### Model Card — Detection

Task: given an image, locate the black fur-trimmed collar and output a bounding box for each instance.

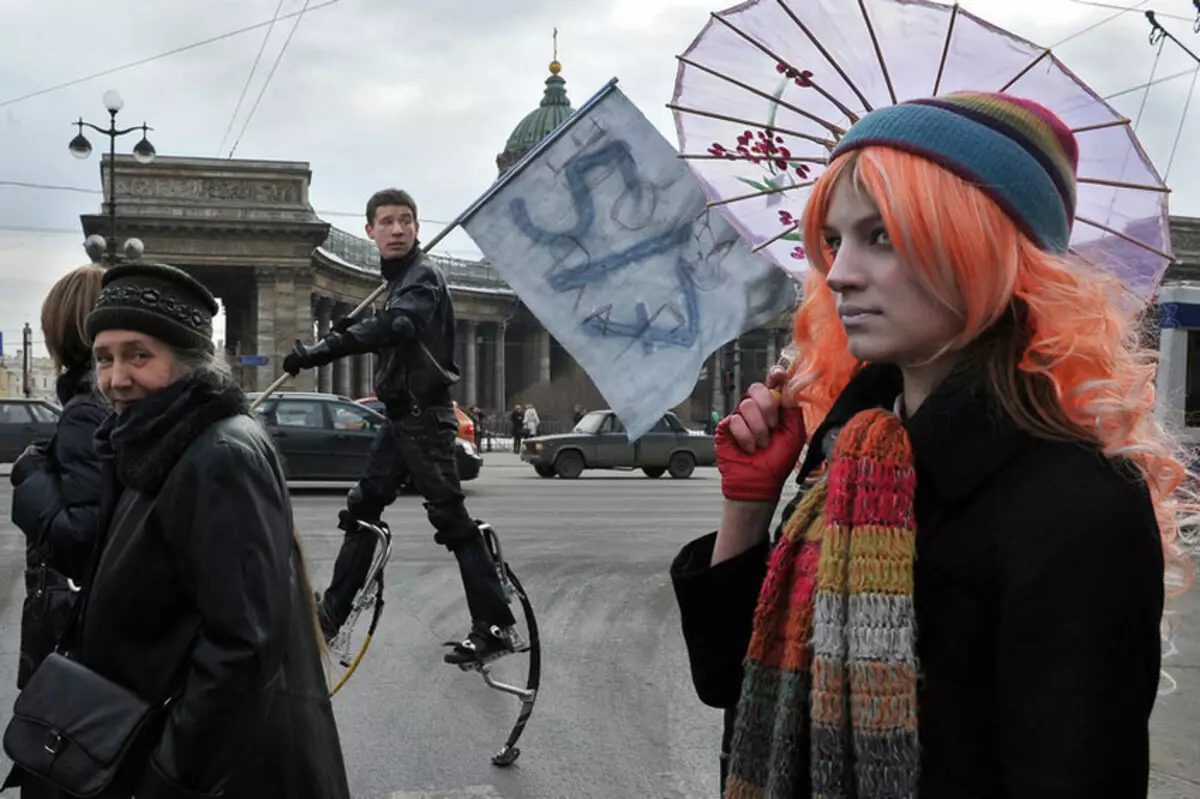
[94,369,248,494]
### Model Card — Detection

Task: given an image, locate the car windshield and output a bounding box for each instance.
[572,411,608,434]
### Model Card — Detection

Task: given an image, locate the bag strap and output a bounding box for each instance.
[54,462,123,656]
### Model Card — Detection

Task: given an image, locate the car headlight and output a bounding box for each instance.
[535,443,543,452]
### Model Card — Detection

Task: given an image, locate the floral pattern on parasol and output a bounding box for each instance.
[670,0,1174,299]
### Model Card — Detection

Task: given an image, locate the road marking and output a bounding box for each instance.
[388,787,503,799]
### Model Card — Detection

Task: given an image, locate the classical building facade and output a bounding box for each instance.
[81,155,558,412]
[0,353,57,401]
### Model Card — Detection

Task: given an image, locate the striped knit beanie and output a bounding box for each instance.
[829,91,1079,253]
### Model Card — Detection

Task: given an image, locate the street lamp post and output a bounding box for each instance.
[69,89,156,265]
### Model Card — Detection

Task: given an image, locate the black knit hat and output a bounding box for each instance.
[85,263,219,354]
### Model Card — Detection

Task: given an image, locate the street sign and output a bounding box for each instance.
[238,355,269,366]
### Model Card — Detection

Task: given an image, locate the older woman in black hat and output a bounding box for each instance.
[6,263,350,798]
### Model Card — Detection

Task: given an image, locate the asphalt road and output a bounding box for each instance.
[0,453,1197,798]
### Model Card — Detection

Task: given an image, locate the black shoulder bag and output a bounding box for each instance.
[2,494,174,798]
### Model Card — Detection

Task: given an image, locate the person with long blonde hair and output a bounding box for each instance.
[6,264,108,798]
[671,92,1191,798]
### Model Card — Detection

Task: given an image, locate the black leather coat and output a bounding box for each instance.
[10,371,108,689]
[672,364,1165,798]
[25,372,350,799]
[330,246,460,411]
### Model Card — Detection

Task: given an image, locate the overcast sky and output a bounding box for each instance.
[2,0,1199,356]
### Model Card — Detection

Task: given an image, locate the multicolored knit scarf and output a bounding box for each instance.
[725,409,920,798]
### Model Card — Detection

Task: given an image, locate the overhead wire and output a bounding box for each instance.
[1134,36,1166,133]
[227,0,313,158]
[1165,66,1200,181]
[0,223,81,235]
[1104,66,1199,101]
[1053,0,1150,48]
[0,220,482,257]
[217,0,287,157]
[1068,0,1193,22]
[0,0,342,109]
[0,181,460,226]
[1139,7,1200,181]
[0,180,100,194]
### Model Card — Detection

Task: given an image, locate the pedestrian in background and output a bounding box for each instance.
[523,403,540,438]
[511,403,524,452]
[5,264,108,799]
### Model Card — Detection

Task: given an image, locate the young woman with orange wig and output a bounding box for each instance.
[671,92,1192,798]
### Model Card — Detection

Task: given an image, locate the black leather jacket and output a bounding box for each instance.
[329,246,460,411]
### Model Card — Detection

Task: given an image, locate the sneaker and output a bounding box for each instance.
[443,623,517,666]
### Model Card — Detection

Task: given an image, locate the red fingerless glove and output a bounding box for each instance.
[715,404,807,502]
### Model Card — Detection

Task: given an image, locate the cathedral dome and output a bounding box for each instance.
[496,59,574,176]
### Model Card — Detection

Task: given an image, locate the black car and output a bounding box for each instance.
[0,398,61,462]
[248,392,481,482]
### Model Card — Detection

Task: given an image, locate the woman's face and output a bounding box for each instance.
[821,177,962,368]
[92,330,176,415]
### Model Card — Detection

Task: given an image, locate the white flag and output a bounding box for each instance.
[461,81,796,440]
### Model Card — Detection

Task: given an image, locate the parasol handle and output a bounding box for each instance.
[247,218,466,412]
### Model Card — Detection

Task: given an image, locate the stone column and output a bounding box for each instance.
[358,354,372,399]
[315,296,333,394]
[330,302,348,396]
[253,268,277,393]
[537,330,551,383]
[464,320,478,407]
[254,266,315,391]
[494,321,507,411]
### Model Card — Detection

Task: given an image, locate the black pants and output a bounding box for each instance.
[321,405,516,633]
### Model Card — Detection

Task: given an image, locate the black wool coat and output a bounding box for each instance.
[671,363,1165,799]
[22,373,351,799]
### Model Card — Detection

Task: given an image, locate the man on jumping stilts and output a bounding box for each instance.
[283,188,517,666]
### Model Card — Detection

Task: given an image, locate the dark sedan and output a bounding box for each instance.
[248,392,481,482]
[520,409,716,479]
[0,398,61,462]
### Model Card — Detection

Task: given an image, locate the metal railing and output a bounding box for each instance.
[320,226,511,291]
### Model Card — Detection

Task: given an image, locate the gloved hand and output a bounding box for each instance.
[715,366,807,503]
[331,316,355,335]
[282,337,342,376]
[10,443,48,488]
